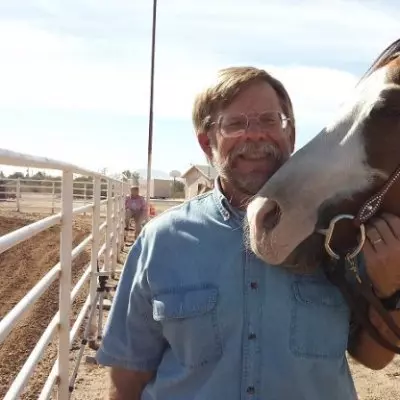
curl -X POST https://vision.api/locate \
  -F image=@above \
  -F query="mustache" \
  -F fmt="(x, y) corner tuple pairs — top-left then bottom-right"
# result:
(230, 141), (282, 161)
(211, 141), (283, 177)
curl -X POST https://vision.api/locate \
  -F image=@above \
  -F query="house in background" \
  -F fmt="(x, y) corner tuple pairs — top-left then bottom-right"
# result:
(181, 164), (217, 199)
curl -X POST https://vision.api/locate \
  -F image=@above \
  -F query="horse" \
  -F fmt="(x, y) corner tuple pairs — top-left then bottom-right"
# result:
(246, 38), (400, 353)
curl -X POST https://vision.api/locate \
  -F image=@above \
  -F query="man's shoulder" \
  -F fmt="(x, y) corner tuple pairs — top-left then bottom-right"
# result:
(145, 191), (214, 235)
(129, 192), (216, 267)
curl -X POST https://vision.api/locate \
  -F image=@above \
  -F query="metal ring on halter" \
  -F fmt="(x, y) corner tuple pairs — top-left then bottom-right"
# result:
(317, 214), (366, 260)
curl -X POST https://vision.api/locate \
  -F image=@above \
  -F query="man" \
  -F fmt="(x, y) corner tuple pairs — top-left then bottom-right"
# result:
(97, 67), (400, 399)
(125, 185), (146, 239)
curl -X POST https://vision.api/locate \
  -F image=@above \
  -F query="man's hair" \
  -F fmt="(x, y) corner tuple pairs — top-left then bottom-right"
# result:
(192, 66), (295, 139)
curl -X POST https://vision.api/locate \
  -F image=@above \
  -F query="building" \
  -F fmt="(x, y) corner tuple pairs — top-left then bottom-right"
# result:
(138, 178), (171, 199)
(181, 164), (217, 199)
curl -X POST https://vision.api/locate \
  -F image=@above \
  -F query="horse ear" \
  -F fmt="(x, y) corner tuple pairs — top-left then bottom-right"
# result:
(197, 132), (213, 160)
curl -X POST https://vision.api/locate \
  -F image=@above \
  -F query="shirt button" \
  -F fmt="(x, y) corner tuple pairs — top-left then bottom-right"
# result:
(250, 281), (258, 289)
(246, 386), (255, 394)
(248, 333), (257, 340)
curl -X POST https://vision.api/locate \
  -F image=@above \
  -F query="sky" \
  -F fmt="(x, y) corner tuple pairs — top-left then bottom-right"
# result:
(0, 0), (399, 177)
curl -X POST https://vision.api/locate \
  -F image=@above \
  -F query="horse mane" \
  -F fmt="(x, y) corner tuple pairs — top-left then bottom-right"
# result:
(358, 38), (400, 84)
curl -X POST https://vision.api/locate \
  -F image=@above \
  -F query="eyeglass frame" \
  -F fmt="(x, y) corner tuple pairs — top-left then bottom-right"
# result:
(207, 111), (291, 138)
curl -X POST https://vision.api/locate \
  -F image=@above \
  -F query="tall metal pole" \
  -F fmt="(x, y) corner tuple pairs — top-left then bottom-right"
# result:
(145, 0), (157, 219)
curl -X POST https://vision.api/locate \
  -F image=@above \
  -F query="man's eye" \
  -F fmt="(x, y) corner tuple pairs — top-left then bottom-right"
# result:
(260, 115), (278, 124)
(226, 119), (244, 127)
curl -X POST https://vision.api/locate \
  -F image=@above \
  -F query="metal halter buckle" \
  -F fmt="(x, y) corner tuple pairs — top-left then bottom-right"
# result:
(317, 214), (366, 260)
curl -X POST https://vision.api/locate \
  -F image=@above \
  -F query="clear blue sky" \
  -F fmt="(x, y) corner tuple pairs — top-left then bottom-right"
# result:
(0, 0), (399, 177)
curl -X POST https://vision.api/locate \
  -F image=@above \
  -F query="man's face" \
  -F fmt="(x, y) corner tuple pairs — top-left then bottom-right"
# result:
(131, 188), (139, 196)
(202, 81), (294, 196)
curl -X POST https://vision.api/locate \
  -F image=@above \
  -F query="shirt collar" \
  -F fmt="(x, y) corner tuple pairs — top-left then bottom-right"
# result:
(211, 177), (246, 222)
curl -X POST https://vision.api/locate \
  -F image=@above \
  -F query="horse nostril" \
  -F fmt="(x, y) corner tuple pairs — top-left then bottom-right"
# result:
(262, 200), (281, 231)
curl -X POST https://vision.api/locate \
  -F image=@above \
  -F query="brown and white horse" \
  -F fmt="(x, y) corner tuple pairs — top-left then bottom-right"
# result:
(247, 38), (400, 271)
(246, 38), (400, 352)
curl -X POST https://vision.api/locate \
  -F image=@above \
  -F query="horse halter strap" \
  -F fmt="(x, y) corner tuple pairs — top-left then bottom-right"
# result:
(319, 164), (400, 261)
(321, 163), (400, 355)
(354, 164), (400, 226)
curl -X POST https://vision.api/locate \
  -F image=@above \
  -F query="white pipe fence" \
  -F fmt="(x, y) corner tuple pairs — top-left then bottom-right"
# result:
(0, 177), (111, 214)
(0, 148), (130, 399)
(0, 176), (185, 217)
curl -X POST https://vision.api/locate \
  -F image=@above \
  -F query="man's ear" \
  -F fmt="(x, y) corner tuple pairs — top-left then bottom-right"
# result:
(197, 132), (213, 160)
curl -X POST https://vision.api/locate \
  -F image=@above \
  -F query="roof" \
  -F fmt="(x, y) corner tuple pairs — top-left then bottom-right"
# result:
(181, 164), (218, 180)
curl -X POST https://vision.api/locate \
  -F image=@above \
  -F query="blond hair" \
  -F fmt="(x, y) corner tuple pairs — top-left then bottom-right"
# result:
(192, 66), (295, 138)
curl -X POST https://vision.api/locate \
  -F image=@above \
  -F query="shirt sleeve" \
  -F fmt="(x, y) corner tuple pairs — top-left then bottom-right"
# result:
(96, 233), (167, 371)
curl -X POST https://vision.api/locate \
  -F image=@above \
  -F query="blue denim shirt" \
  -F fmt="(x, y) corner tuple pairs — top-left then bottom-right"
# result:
(96, 181), (358, 400)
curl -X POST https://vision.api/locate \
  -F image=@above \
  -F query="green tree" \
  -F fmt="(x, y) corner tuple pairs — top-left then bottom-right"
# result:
(31, 171), (47, 180)
(132, 171), (140, 184)
(8, 172), (24, 179)
(122, 170), (131, 181)
(172, 180), (185, 198)
(121, 170), (140, 184)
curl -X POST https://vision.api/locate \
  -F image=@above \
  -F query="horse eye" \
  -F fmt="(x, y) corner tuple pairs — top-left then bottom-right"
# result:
(371, 88), (400, 118)
(370, 104), (400, 119)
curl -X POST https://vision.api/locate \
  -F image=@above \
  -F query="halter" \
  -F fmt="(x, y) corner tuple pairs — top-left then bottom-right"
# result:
(318, 164), (400, 260)
(317, 164), (400, 354)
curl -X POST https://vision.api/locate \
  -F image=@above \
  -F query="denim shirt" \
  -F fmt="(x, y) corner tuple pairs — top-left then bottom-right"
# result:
(96, 182), (358, 400)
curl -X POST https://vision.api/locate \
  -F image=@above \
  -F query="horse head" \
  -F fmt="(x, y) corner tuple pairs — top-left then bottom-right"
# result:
(246, 39), (400, 273)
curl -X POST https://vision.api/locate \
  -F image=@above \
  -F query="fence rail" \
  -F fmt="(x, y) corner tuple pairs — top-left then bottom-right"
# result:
(0, 176), (112, 214)
(0, 147), (129, 399)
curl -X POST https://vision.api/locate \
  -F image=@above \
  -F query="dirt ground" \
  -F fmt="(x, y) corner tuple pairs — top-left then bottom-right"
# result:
(0, 211), (399, 399)
(349, 356), (400, 399)
(0, 210), (93, 399)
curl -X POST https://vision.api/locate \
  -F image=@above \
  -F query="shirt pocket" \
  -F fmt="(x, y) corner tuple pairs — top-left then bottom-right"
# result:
(289, 276), (350, 360)
(152, 284), (222, 369)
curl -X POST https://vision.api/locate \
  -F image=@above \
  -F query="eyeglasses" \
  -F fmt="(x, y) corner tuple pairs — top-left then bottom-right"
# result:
(210, 111), (290, 138)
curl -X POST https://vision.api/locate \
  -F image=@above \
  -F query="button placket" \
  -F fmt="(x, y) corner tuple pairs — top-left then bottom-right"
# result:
(246, 386), (255, 395)
(248, 333), (257, 340)
(242, 253), (262, 399)
(250, 281), (258, 289)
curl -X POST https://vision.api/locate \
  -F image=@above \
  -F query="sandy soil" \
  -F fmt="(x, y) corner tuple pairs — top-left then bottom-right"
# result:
(0, 210), (93, 399)
(349, 355), (400, 399)
(0, 211), (398, 399)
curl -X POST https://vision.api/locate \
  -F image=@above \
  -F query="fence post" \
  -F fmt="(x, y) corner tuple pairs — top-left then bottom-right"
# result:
(111, 182), (118, 277)
(58, 170), (73, 400)
(89, 176), (101, 341)
(119, 182), (125, 252)
(104, 180), (112, 273)
(16, 178), (21, 212)
(51, 181), (55, 214)
(90, 177), (100, 302)
(83, 183), (87, 215)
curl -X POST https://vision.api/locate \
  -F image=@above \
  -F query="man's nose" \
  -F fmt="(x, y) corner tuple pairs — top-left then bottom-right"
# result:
(244, 119), (269, 140)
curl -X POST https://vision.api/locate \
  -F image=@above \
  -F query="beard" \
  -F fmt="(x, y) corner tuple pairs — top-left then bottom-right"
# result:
(211, 141), (285, 196)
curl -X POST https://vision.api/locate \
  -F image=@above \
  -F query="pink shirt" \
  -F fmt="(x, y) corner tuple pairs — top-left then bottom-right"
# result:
(125, 195), (146, 213)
